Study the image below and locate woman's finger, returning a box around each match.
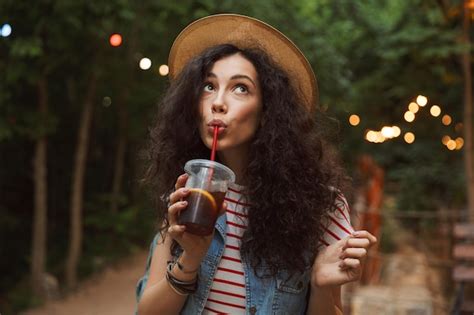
[339,257,361,270]
[168,200,188,225]
[344,237,371,249]
[167,224,186,240]
[169,187,190,205]
[175,173,189,190]
[352,230,377,244]
[341,247,367,259]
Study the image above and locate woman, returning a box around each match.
[137,14,376,315]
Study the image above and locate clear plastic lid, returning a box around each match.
[184,159,236,183]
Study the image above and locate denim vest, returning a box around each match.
[136,214,312,315]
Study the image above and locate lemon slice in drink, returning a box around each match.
[188,188,218,212]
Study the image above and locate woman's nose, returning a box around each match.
[211,95,227,114]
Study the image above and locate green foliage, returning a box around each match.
[0,0,469,312]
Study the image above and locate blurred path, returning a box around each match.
[22,251,147,315]
[345,200,449,315]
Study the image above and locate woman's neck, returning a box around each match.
[217,146,249,185]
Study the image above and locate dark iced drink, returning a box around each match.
[179,189,226,235]
[177,159,235,236]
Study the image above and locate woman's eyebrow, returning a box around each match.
[230,74,256,88]
[207,72,256,88]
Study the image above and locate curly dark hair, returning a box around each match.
[143,44,348,276]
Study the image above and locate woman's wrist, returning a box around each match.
[180,251,203,269]
[171,251,201,280]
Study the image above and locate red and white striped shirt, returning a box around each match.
[203,185,353,314]
[204,183,249,314]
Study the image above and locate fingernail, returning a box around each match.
[182,188,189,193]
[352,231,360,236]
[181,201,187,206]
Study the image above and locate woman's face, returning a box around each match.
[198,53,263,155]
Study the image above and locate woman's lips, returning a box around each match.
[207,119,227,134]
[207,125,226,134]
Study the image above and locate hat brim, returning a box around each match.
[168,14,318,111]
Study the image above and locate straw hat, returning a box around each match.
[168,14,318,110]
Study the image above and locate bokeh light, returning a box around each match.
[416,95,428,107]
[455,137,464,150]
[404,132,415,144]
[375,132,385,143]
[1,23,12,37]
[446,139,456,150]
[349,114,360,126]
[109,33,122,47]
[366,130,377,142]
[441,114,452,126]
[381,126,394,138]
[455,123,463,133]
[392,126,401,137]
[430,105,441,117]
[139,58,152,70]
[442,135,451,145]
[404,111,415,122]
[408,102,419,113]
[159,64,169,76]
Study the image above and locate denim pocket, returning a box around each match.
[276,268,311,294]
[273,269,311,315]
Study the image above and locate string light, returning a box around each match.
[381,126,395,138]
[404,111,415,122]
[1,23,12,37]
[392,126,401,137]
[408,102,419,113]
[139,58,152,70]
[442,135,451,145]
[349,114,360,126]
[442,114,452,126]
[366,130,377,142]
[446,139,456,150]
[159,64,169,76]
[365,130,387,143]
[364,94,457,148]
[430,105,441,117]
[404,132,415,144]
[416,95,428,107]
[109,33,122,47]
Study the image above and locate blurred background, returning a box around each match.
[1,0,473,314]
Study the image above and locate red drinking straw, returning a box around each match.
[207,126,219,187]
[210,126,219,161]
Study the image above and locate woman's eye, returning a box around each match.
[235,84,248,94]
[203,83,214,92]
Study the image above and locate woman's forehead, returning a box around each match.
[207,53,258,80]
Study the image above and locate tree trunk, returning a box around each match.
[31,76,48,298]
[65,73,97,289]
[462,1,474,222]
[110,91,128,213]
[110,14,138,213]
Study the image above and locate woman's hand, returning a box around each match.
[167,173,226,264]
[311,230,377,288]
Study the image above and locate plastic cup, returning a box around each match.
[178,159,235,236]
